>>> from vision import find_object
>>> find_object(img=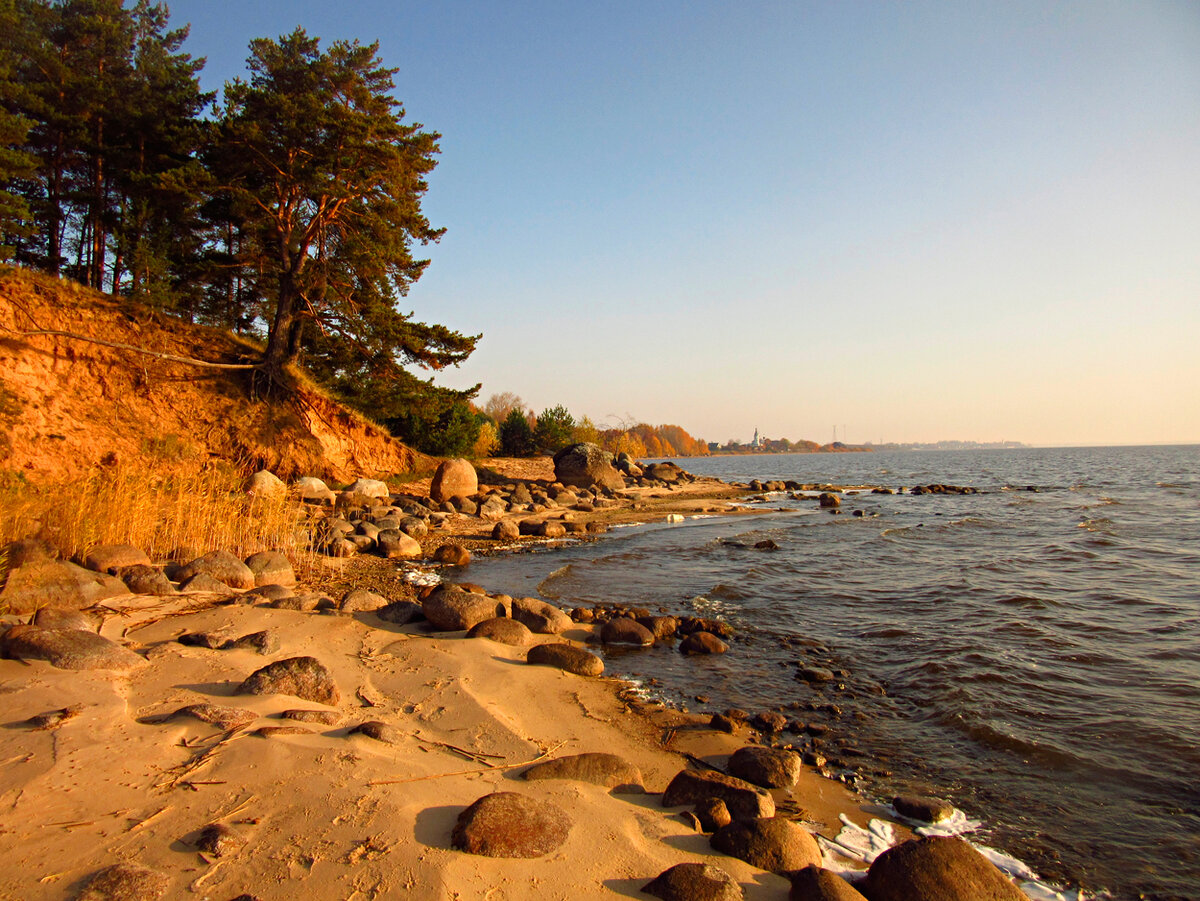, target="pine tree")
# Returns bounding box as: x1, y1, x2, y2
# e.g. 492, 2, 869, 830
209, 28, 462, 385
